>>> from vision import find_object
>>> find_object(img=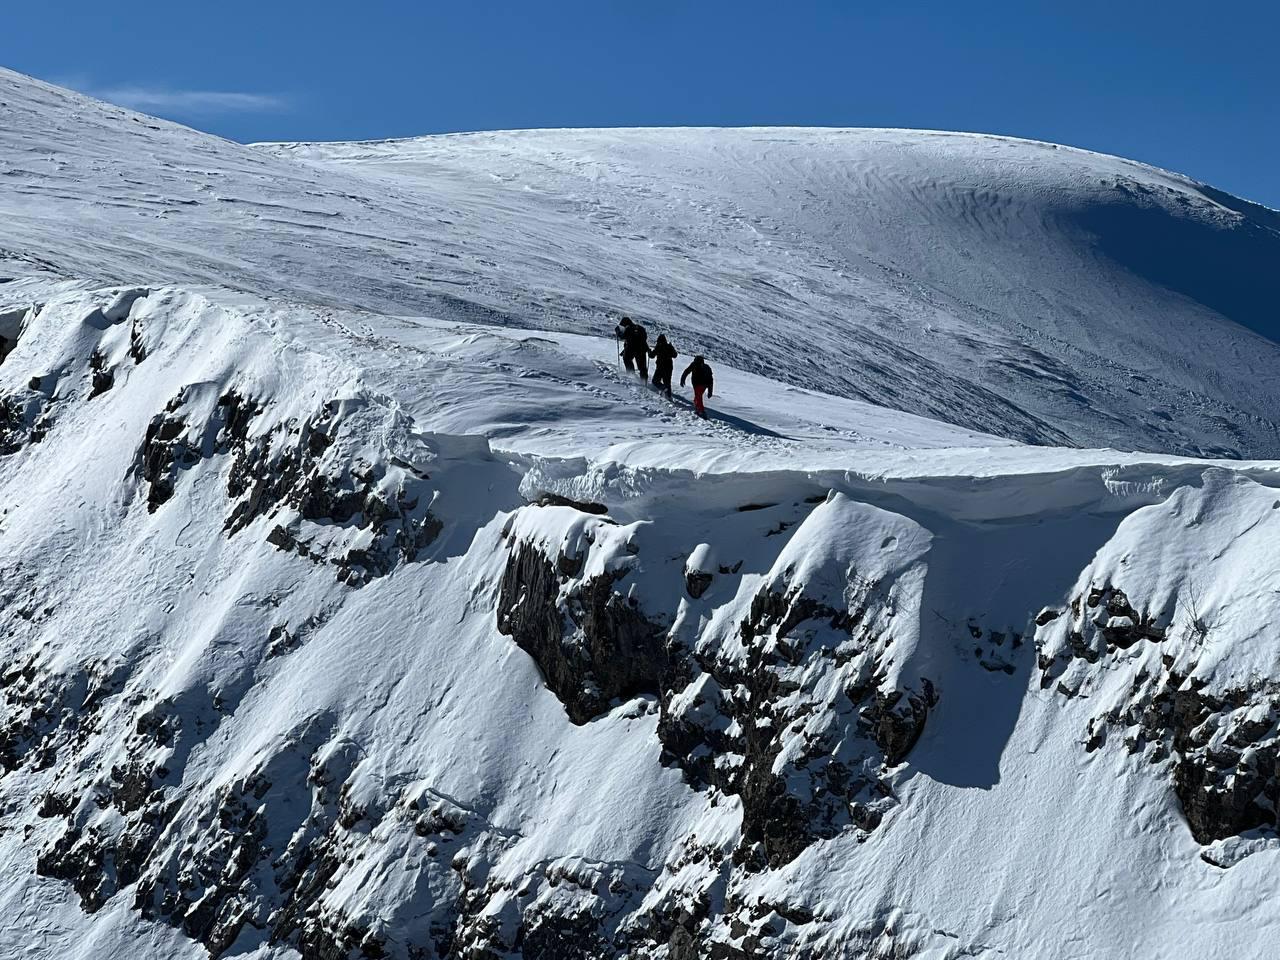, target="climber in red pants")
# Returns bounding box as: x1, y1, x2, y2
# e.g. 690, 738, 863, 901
680, 355, 714, 418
